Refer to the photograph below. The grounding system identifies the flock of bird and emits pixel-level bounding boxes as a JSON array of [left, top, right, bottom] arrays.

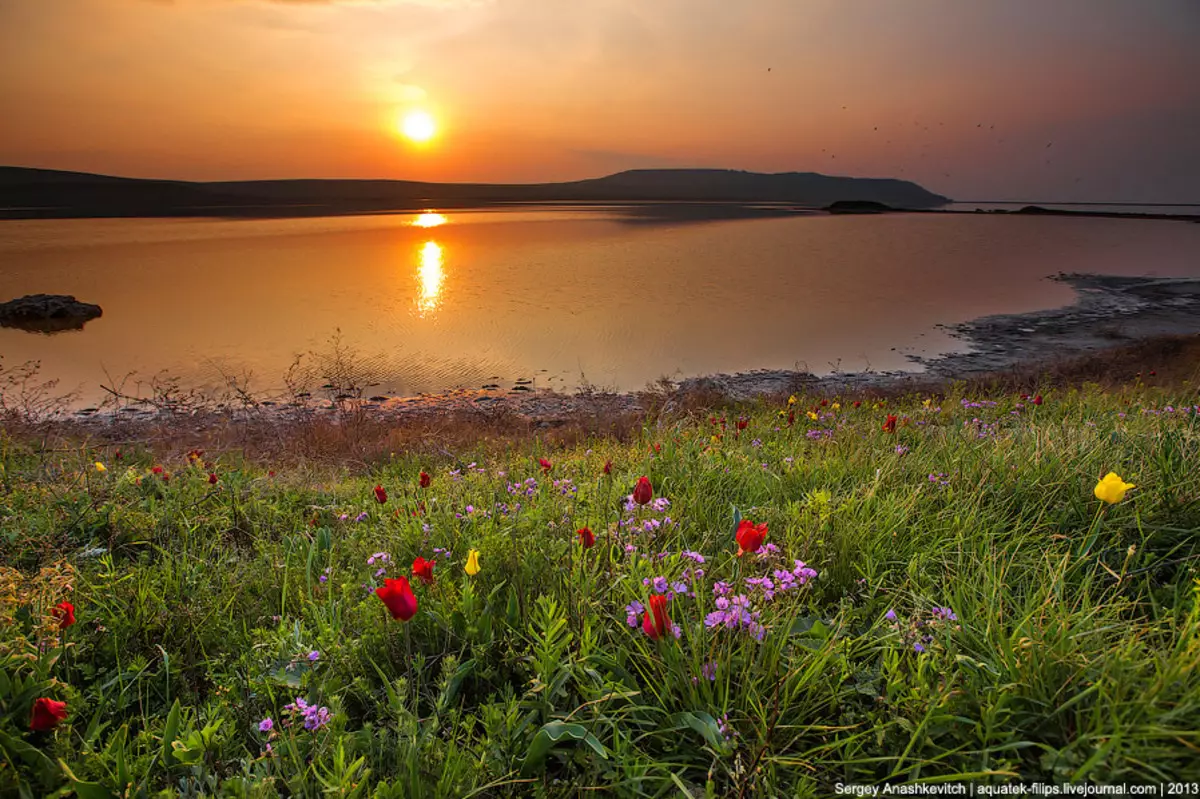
[[764, 67, 1066, 181]]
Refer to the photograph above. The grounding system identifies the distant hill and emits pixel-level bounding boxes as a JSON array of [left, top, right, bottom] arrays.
[[0, 166, 950, 219]]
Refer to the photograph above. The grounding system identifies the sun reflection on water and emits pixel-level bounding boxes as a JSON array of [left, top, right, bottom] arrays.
[[416, 240, 444, 315], [412, 212, 447, 228]]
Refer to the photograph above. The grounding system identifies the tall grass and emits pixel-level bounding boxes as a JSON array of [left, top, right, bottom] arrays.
[[2, 384, 1199, 796]]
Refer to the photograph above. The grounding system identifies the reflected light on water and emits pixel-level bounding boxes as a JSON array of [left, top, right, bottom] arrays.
[[416, 240, 444, 315], [412, 212, 447, 228]]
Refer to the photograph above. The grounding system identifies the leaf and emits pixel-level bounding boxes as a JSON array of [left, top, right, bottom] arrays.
[[160, 699, 182, 767], [669, 712, 724, 749], [520, 721, 607, 776], [789, 616, 831, 640], [730, 506, 742, 538], [437, 659, 475, 713], [57, 760, 115, 799]]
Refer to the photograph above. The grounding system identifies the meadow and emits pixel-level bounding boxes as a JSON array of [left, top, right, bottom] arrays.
[[2, 379, 1199, 797]]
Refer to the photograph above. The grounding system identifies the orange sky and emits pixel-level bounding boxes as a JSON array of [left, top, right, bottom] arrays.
[[1, 0, 1197, 201]]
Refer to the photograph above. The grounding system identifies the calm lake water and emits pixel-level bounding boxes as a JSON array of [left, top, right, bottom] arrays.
[[2, 209, 1200, 406]]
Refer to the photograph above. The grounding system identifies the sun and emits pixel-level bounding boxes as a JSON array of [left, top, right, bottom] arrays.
[[400, 111, 437, 143]]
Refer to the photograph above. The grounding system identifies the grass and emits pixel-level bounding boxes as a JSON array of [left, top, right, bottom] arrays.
[[2, 377, 1200, 797]]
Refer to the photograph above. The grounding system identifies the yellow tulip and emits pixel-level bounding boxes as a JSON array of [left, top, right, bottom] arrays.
[[94, 462, 107, 473], [787, 395, 797, 406], [1094, 472, 1135, 504], [465, 549, 481, 576], [831, 402, 841, 411], [806, 411, 818, 421]]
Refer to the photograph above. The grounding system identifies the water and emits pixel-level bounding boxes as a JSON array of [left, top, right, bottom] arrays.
[[2, 208, 1200, 406], [942, 202, 1199, 215]]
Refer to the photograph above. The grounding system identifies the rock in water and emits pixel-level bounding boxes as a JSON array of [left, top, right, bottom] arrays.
[[0, 293, 103, 333]]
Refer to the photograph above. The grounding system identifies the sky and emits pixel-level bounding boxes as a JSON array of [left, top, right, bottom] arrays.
[[1, 0, 1198, 202]]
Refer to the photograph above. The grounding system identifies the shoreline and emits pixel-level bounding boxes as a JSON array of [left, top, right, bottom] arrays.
[[47, 272, 1200, 431]]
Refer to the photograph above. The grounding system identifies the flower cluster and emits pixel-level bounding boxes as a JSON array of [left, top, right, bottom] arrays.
[[282, 697, 332, 731]]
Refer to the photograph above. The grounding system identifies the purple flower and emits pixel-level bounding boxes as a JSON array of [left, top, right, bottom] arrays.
[[681, 550, 705, 564], [259, 718, 274, 733], [931, 606, 958, 623], [700, 662, 717, 681], [307, 650, 320, 662], [712, 581, 731, 597], [652, 576, 669, 594], [355, 512, 368, 523], [625, 600, 644, 627], [885, 609, 897, 621], [895, 445, 909, 456], [913, 642, 925, 653]]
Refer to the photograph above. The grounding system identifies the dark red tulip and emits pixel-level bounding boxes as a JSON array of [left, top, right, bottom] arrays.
[[373, 484, 388, 504], [603, 460, 612, 475], [208, 473, 218, 485], [268, 470, 276, 478], [853, 401, 861, 408], [30, 698, 68, 732], [52, 601, 75, 629], [737, 419, 748, 431], [1032, 395, 1043, 406], [641, 595, 671, 640], [654, 443, 661, 453], [577, 527, 594, 548], [539, 458, 552, 473], [115, 450, 122, 460], [375, 577, 418, 621], [882, 414, 898, 434], [1149, 371, 1157, 377], [411, 557, 435, 585], [820, 399, 828, 407], [419, 471, 431, 488], [736, 519, 768, 556], [632, 476, 653, 506], [787, 411, 795, 427]]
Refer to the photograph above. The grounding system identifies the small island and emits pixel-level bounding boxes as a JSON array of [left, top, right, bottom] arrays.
[[0, 293, 103, 333]]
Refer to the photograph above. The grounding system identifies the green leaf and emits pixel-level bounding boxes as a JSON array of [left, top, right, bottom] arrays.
[[58, 759, 115, 799], [160, 699, 182, 767], [669, 712, 724, 749], [520, 721, 607, 776], [437, 659, 475, 713], [730, 506, 742, 538]]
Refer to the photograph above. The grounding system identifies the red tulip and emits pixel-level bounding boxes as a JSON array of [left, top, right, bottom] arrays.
[[603, 460, 612, 475], [419, 471, 431, 488], [208, 473, 218, 485], [820, 399, 828, 407], [52, 601, 75, 629], [268, 470, 276, 478], [1032, 395, 1043, 406], [411, 557, 435, 585], [1149, 370, 1157, 377], [882, 414, 898, 434], [375, 577, 418, 621], [787, 411, 795, 427], [30, 698, 68, 732], [577, 527, 594, 549], [737, 419, 748, 432], [632, 476, 653, 506], [115, 450, 122, 460], [641, 595, 671, 640], [539, 458, 552, 473], [735, 519, 768, 557], [373, 484, 388, 504], [853, 401, 862, 408]]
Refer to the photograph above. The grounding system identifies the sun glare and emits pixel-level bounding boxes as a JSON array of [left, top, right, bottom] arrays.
[[416, 240, 444, 315], [401, 111, 437, 143], [412, 212, 447, 228]]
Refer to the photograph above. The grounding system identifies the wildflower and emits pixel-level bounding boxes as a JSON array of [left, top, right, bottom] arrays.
[[625, 600, 644, 627], [539, 458, 553, 473], [642, 595, 672, 640], [375, 577, 418, 621], [411, 556, 436, 585], [1033, 394, 1044, 406], [735, 519, 768, 557], [931, 607, 957, 622], [788, 395, 797, 406], [465, 548, 481, 576], [700, 662, 718, 681], [307, 650, 320, 662], [355, 511, 368, 523], [419, 471, 431, 488], [1094, 472, 1135, 504], [52, 601, 75, 629], [885, 609, 897, 621], [208, 472, 218, 485], [30, 698, 69, 731], [913, 642, 925, 653], [712, 581, 731, 596], [832, 402, 841, 410], [259, 718, 274, 733], [268, 470, 276, 478], [787, 411, 795, 426], [882, 414, 898, 433], [791, 560, 818, 584], [806, 410, 818, 421], [603, 459, 613, 475], [373, 485, 388, 504], [633, 476, 653, 505], [737, 418, 748, 432], [895, 445, 909, 456], [94, 462, 106, 473], [577, 527, 594, 548]]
